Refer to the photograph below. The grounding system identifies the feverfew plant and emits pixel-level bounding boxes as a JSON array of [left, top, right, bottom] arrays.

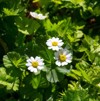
[[1, 0, 100, 100]]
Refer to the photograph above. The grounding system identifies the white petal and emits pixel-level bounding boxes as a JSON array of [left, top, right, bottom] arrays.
[[28, 67, 38, 73], [61, 62, 68, 66], [36, 58, 44, 63], [66, 53, 72, 58], [39, 16, 47, 20], [28, 66, 33, 71], [30, 12, 38, 18], [39, 62, 44, 65], [66, 59, 72, 63], [46, 41, 52, 46], [35, 56, 41, 60], [63, 51, 67, 55], [58, 39, 62, 42], [52, 39, 57, 42], [47, 39, 52, 42], [48, 47, 52, 49], [30, 57, 35, 61], [55, 61, 61, 66], [27, 59, 31, 62], [52, 46, 59, 51], [58, 42, 64, 46], [56, 38, 59, 41], [26, 63, 32, 66], [33, 68, 38, 73], [37, 66, 44, 70], [52, 37, 56, 40], [38, 14, 47, 20]]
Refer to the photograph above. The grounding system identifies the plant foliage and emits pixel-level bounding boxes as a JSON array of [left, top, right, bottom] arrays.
[[0, 0, 100, 100]]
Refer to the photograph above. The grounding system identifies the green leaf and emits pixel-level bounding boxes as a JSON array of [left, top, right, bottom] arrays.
[[60, 88, 89, 101], [44, 19, 56, 32], [46, 69, 64, 83], [52, 0, 62, 4], [75, 30, 83, 39], [84, 35, 94, 45], [40, 47, 54, 64], [0, 67, 19, 91], [56, 66, 71, 74], [0, 67, 7, 81], [93, 5, 100, 16], [79, 68, 91, 83], [70, 0, 85, 6], [3, 51, 26, 69], [0, 79, 19, 91], [46, 69, 58, 83], [31, 74, 41, 89], [3, 8, 19, 16], [67, 73, 79, 80], [15, 16, 40, 35], [85, 50, 95, 62], [71, 69, 82, 77]]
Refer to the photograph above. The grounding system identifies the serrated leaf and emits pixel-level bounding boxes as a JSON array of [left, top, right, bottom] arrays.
[[0, 78, 19, 91], [71, 69, 82, 76], [0, 67, 19, 91], [3, 51, 26, 69], [3, 8, 19, 16], [78, 68, 91, 83], [67, 73, 79, 80]]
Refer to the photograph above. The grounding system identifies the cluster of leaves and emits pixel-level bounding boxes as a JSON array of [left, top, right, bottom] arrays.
[[0, 0, 100, 101]]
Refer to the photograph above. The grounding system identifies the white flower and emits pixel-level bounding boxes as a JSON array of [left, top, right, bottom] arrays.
[[26, 56, 44, 74], [29, 11, 47, 20], [54, 48, 72, 66], [46, 37, 64, 51]]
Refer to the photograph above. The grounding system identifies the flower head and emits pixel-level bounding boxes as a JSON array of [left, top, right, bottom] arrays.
[[46, 37, 64, 51], [29, 12, 47, 20], [54, 48, 72, 66], [26, 56, 44, 74]]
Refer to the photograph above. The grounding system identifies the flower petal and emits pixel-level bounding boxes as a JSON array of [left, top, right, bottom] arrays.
[[61, 62, 68, 66], [26, 63, 32, 66], [30, 57, 35, 61], [37, 66, 44, 70], [55, 61, 61, 66], [46, 41, 52, 46]]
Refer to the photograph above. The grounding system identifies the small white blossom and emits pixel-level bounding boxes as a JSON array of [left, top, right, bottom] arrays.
[[29, 11, 47, 20], [26, 56, 44, 74], [54, 48, 72, 66], [46, 37, 64, 51]]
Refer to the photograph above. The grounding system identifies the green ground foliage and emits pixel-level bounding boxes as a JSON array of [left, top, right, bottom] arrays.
[[0, 0, 100, 101]]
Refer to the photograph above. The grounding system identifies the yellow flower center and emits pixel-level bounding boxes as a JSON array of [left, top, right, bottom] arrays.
[[32, 61, 38, 68], [52, 41, 58, 46], [59, 54, 66, 62]]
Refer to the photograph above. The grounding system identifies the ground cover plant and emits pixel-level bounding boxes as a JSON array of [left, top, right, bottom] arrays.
[[0, 0, 100, 101]]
